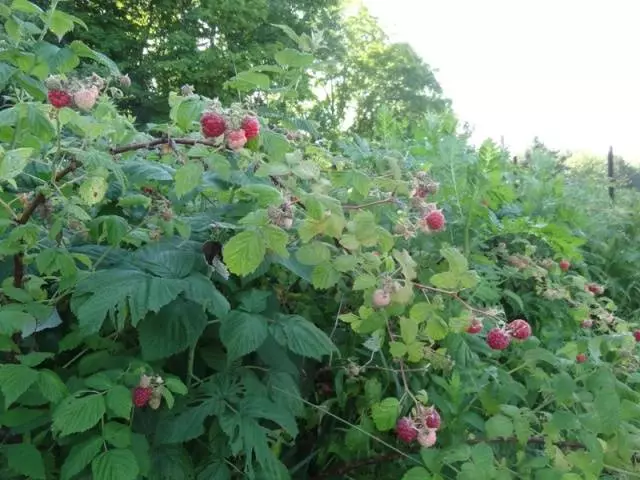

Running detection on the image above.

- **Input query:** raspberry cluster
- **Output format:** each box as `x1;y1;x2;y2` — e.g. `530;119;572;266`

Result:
199;103;260;151
132;374;165;410
396;405;441;448
486;319;532;350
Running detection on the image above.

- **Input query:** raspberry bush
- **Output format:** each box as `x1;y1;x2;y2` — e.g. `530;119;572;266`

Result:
1;2;640;480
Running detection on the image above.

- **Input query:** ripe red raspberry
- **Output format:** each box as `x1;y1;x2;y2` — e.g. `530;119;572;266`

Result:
395;417;417;443
200;112;227;138
559;259;570;271
241;116;260;139
576;353;587;363
48;89;72;109
132;387;153;407
372;288;391;307
486;328;511;350
634;330;640;342
466;318;483;334
424;408;441;430
424;210;445;231
506;319;531;340
227;129;247;150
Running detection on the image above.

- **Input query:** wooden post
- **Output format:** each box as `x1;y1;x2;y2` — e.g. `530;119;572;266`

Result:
608;146;615;201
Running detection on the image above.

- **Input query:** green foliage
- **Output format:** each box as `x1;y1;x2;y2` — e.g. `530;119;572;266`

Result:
2;2;640;480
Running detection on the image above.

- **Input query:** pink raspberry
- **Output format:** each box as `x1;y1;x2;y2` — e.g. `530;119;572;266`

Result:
227;129;247;150
424;210;445;231
73;87;99;111
241;116;260;139
506;319;531;340
487;328;511;350
200;112;227;138
559;259;570;271
372;288;391;308
576;353;587;363
395;417;417;443
48;89;72;109
417;429;437;448
581;319;593;329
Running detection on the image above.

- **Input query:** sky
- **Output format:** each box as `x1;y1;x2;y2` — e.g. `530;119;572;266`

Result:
363;0;640;162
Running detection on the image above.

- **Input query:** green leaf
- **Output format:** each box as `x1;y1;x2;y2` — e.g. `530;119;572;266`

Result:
223;231;266;276
220;311;269;362
0;147;32;180
389;341;407;358
353;274;377;291
430;272;458;290
165;377;188;396
17;351;53;367
182;273;230;318
277;314;335;360
401;467;431;480
425;315;448;341
79;176;108;205
226;71;270;91
53;394;106;437
275;48;314;68
295;242;331;266
262;225;289;257
267;372;303;416
92;449;139;480
393;249;417;280
138;300;207;361
37;369;67;403
156;403;211;444
0;364;39;407
311;263;340;290
3;443;45;479
173;98;204;131
104;422;131;448
175;162;204;198
441;246;468;273
409;303;430;323
0;310;35;336
458;271;480;289
400;317;419;344
485;414;513;439
106;386;133;420
371;397;399;432
49;10;75;41
364;378;382;406
237;184;282;206
61;436;103;480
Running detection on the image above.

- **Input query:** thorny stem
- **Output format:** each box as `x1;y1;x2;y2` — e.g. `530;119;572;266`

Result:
413;281;502;320
342;197;396;210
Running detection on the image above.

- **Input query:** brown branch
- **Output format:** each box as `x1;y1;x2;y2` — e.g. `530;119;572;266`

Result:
109;137;219;154
310;436;585;479
13;160;79;287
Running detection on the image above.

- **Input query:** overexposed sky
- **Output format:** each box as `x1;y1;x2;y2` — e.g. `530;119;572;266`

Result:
364;0;640;161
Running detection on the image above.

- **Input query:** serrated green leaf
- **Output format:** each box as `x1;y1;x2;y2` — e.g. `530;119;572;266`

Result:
485;414;513;439
223;231;266;276
53;394;106;437
295;242;331;266
3;443;45;479
371;397;399;431
262;225;289;258
399;317;419;344
37;369;67;403
364;378;382;406
106;386;133;420
92;448;139;480
104;422;131;448
17;351;53;367
165;377;188;396
353;274;377;290
277;314;335;360
79;176;108;205
425;315;448;341
61;436;103;480
333;254;358;272
401;467;431;480
393;249;417;280
274;48;314;68
220;311;268;362
441;246;468;273
49;10;75;41
406;341;425;363
430;271;458;290
458;271;480;289
138;300;207;361
311;262;340;289
0;364;39;407
389;341;407;358
0;147;32;180
175;162;204;198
